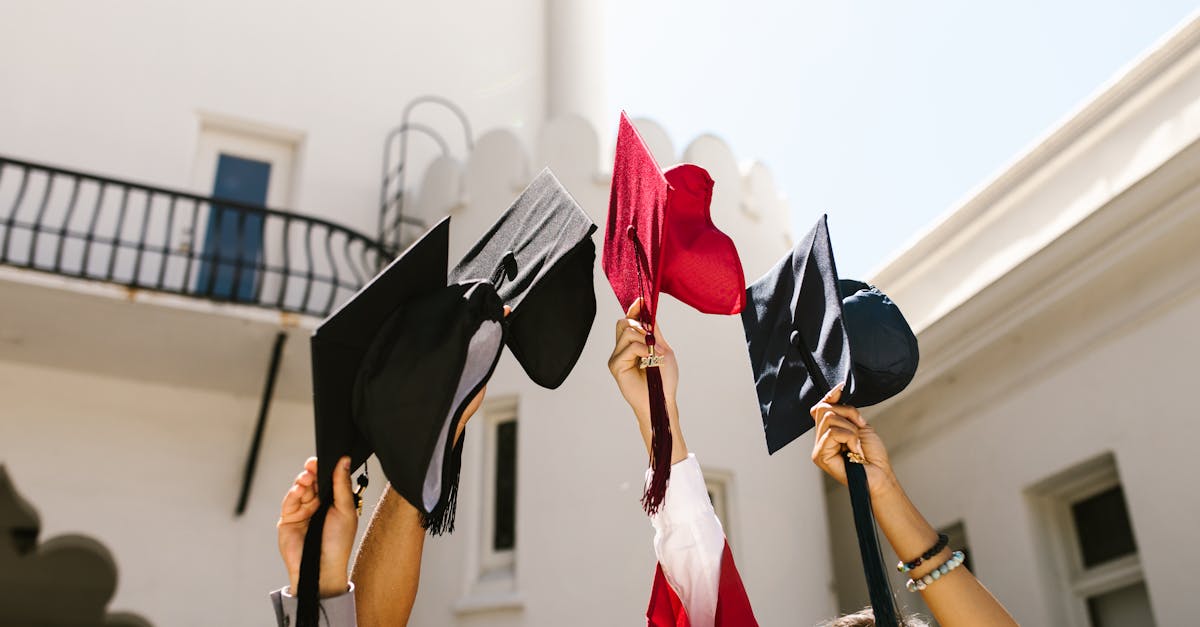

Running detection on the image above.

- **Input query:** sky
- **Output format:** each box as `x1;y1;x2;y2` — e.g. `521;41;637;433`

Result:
605;0;1199;279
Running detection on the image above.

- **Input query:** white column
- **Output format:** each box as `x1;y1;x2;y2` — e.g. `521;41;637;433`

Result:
545;0;608;134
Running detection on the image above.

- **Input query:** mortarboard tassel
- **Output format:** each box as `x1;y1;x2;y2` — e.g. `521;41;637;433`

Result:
296;501;328;627
795;327;900;626
641;327;672;515
845;454;900;627
420;443;464;535
629;225;672;514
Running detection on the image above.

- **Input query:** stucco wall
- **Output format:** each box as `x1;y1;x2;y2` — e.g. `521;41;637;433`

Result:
0;358;321;625
398;115;826;626
825;16;1200;625
829;285;1200;625
0;110;832;627
0;0;549;237
0;3;837;623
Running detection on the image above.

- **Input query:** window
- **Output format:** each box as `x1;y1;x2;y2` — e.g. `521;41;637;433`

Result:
1071;486;1137;569
454;397;523;614
479;400;517;576
1030;453;1156;627
703;468;735;548
492;419;517;553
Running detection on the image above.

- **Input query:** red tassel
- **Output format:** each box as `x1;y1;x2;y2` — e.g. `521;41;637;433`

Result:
641;331;672;515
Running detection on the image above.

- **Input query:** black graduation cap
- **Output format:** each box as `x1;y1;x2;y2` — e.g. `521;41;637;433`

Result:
298;218;508;624
450;168;598;389
297;171;598;626
741;215;919;627
742;215;918;452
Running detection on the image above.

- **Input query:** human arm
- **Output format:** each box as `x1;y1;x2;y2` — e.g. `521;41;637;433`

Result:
349;484;426;627
350;378;492;626
609;299;738;627
811;386;1018;627
349;307;506;626
606;298;688;464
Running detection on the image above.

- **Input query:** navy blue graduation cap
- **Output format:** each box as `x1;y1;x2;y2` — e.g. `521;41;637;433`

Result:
741;215;919;626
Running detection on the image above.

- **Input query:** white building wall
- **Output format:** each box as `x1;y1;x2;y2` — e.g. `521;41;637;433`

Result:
0;3;833;623
0;115;828;626
827;286;1200;625
0;0;549;237
404;116;827;626
828;14;1200;626
0;358;319;625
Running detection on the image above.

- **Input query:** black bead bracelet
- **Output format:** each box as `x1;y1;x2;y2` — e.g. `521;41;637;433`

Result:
897;533;949;573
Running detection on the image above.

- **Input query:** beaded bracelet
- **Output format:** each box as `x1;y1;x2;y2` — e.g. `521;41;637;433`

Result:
897;533;949;573
906;550;965;592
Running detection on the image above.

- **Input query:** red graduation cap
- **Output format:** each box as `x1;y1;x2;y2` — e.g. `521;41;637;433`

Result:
603;112;746;513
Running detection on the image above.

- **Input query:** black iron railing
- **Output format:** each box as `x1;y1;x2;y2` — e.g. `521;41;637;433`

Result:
379;96;473;251
0;155;394;317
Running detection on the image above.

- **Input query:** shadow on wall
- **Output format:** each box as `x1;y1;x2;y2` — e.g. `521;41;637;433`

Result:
0;466;151;626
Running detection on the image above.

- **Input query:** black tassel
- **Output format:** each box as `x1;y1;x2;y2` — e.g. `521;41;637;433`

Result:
845;453;900;627
295;501;328;627
641;331;672;515
421;472;460;535
421;439;464;535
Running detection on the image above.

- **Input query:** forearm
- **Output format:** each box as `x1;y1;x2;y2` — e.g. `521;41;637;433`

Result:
633;399;689;464
351;484;426;627
870;477;1017;627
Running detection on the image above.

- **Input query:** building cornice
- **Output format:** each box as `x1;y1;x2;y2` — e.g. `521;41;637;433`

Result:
871;138;1200;455
870;13;1200;334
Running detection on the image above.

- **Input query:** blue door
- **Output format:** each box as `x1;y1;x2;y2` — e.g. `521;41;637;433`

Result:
196;154;270;302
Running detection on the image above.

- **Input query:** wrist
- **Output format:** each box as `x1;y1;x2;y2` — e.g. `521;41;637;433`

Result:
906;545;953;582
867;466;901;500
318;574;350;598
870;482;941;572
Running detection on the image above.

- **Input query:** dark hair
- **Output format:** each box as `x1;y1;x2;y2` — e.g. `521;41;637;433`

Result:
819;608;929;627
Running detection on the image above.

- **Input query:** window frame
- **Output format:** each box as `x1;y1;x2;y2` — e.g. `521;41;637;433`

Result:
1029;453;1149;627
478;398;518;576
453;396;524;614
702;467;736;550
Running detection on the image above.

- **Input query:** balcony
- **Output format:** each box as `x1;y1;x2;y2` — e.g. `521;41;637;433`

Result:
0;155;393;318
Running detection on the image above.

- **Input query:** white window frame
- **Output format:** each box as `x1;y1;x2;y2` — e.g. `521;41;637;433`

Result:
1029;453;1148;627
454;396;523;615
703;467;736;550
479;400;517;575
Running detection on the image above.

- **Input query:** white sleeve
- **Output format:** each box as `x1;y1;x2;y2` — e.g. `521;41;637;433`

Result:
649;454;726;627
271;582;357;627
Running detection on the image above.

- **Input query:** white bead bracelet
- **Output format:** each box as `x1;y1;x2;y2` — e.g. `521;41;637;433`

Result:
905;550;965;592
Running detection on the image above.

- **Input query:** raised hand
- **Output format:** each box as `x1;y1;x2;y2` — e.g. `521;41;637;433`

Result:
607;298;679;420
277;455;358;597
809;384;896;498
607;297;688;464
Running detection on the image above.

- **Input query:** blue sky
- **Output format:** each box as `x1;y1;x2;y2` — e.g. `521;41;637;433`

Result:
605;1;1199;279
